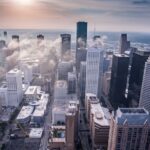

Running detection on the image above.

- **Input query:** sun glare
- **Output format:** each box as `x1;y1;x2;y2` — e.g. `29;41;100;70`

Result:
14;0;33;6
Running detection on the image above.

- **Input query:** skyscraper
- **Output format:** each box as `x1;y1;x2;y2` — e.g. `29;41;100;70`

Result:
109;54;129;109
6;68;23;107
139;56;150;112
60;34;71;58
79;61;86;99
108;108;150;150
128;50;150;107
119;34;130;54
85;47;103;97
76;21;87;50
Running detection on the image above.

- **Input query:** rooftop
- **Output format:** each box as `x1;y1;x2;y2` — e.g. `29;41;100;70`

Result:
25;86;37;95
8;68;21;74
115;108;150;125
16;106;34;120
29;128;43;138
91;103;111;126
55;80;67;88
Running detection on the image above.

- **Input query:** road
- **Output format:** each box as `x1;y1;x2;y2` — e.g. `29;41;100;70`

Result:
79;100;91;150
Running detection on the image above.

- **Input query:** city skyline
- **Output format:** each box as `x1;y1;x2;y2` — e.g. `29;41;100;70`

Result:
0;0;150;32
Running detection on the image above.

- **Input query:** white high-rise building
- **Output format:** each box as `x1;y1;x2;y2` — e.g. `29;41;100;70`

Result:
6;69;23;107
139;56;150;112
85;47;103;97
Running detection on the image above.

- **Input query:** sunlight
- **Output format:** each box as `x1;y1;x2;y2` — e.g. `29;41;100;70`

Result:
13;0;33;6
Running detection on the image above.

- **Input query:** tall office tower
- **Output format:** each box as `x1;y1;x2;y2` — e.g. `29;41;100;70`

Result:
109;54;129;110
119;34;130;54
66;101;79;150
76;48;87;72
108;108;150;150
128;50;150;107
139;57;150;112
68;72;76;94
85;47;104;97
76;21;87;50
60;34;71;58
6;68;23;107
12;35;20;42
0;40;6;67
79;61;86;99
57;61;73;80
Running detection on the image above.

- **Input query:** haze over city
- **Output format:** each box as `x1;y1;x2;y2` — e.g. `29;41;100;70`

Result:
0;0;150;150
0;0;150;32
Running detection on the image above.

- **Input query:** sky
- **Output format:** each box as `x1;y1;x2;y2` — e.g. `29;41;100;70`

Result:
0;0;150;32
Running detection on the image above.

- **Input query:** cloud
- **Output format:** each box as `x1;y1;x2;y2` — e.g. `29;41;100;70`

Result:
0;0;150;32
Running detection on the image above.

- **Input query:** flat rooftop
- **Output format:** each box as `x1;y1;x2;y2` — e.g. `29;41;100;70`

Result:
25;86;37;95
29;128;43;138
16;106;34;120
8;68;20;74
116;108;150;125
55;80;67;88
91;102;111;126
120;108;147;114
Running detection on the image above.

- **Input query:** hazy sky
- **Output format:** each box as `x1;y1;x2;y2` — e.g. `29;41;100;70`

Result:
0;0;150;32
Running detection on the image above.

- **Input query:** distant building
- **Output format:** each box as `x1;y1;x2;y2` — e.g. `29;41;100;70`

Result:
60;34;71;58
102;71;111;96
108;108;150;150
79;61;86;99
76;48;87;72
57;61;73;80
67;72;76;94
109;54;129;109
139;56;150;112
119;34;130;54
54;80;68;100
12;35;20;42
0;40;6;67
6;68;23;107
85;47;104;98
0;82;8;106
128;50;150;107
76;21;87;50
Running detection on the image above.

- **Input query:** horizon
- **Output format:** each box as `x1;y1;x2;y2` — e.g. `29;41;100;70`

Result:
0;0;150;32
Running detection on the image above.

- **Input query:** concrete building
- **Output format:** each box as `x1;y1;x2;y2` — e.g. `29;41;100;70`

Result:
57;61;73;80
25;86;38;102
16;106;34;124
119;34;130;54
21;64;33;84
0;82;8;106
109;54;129;109
67;72;76;94
108;108;150;150
86;47;104;97
139;56;150;112
128;49;150;107
6;68;23;107
102;71;111;96
66;101;79;150
54;80;67;100
90;101;111;150
0;40;6;67
60;34;71;58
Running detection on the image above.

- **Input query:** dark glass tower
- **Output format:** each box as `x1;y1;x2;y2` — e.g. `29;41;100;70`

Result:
76;21;87;50
109;54;129;110
128;50;150;107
